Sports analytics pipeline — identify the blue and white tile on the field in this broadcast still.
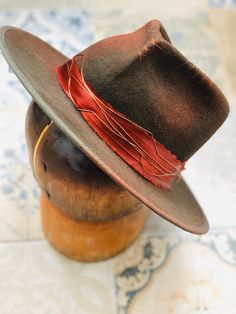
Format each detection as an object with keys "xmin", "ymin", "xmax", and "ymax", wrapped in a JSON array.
[
  {"xmin": 0, "ymin": 9, "xmax": 94, "ymax": 242},
  {"xmin": 0, "ymin": 1, "xmax": 235, "ymax": 313},
  {"xmin": 115, "ymin": 229, "xmax": 236, "ymax": 313}
]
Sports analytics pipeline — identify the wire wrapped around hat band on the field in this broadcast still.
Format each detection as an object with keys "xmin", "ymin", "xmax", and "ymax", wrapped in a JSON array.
[{"xmin": 56, "ymin": 54, "xmax": 185, "ymax": 190}]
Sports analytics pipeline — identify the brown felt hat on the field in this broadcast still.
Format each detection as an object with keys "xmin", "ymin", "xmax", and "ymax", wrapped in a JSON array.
[{"xmin": 0, "ymin": 20, "xmax": 229, "ymax": 234}]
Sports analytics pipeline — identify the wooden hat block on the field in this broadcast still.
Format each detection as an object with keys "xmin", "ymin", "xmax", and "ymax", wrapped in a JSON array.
[{"xmin": 25, "ymin": 101, "xmax": 149, "ymax": 262}]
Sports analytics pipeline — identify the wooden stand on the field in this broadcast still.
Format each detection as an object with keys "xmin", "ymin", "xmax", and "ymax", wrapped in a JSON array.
[
  {"xmin": 40, "ymin": 192, "xmax": 148, "ymax": 262},
  {"xmin": 25, "ymin": 101, "xmax": 148, "ymax": 262}
]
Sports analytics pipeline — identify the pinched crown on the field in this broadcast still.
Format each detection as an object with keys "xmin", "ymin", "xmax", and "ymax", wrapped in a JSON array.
[{"xmin": 76, "ymin": 20, "xmax": 229, "ymax": 161}]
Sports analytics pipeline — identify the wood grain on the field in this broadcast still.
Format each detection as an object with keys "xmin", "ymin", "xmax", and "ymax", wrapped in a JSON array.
[
  {"xmin": 26, "ymin": 101, "xmax": 148, "ymax": 261},
  {"xmin": 41, "ymin": 192, "xmax": 148, "ymax": 262}
]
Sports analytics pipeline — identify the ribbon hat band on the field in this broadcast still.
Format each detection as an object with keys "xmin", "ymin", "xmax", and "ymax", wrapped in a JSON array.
[{"xmin": 56, "ymin": 54, "xmax": 185, "ymax": 190}]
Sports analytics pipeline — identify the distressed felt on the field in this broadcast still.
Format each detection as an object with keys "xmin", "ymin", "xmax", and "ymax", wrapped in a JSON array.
[{"xmin": 0, "ymin": 20, "xmax": 229, "ymax": 234}]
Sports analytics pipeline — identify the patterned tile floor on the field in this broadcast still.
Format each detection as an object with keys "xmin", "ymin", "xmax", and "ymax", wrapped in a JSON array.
[
  {"xmin": 0, "ymin": 9, "xmax": 94, "ymax": 242},
  {"xmin": 115, "ymin": 229, "xmax": 236, "ymax": 314},
  {"xmin": 0, "ymin": 1, "xmax": 236, "ymax": 313}
]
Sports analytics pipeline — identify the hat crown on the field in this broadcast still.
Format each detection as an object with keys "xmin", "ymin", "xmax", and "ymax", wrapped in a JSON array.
[{"xmin": 77, "ymin": 20, "xmax": 229, "ymax": 161}]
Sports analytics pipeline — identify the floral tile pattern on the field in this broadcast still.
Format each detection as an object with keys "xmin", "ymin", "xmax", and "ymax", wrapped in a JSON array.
[
  {"xmin": 115, "ymin": 229, "xmax": 236, "ymax": 314},
  {"xmin": 1, "ymin": 229, "xmax": 236, "ymax": 313},
  {"xmin": 0, "ymin": 2, "xmax": 236, "ymax": 314},
  {"xmin": 0, "ymin": 9, "xmax": 94, "ymax": 242}
]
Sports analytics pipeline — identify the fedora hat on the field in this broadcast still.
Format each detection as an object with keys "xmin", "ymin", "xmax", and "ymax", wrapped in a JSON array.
[{"xmin": 0, "ymin": 20, "xmax": 229, "ymax": 235}]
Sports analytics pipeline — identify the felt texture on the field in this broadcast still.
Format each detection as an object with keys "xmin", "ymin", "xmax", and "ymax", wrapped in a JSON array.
[
  {"xmin": 56, "ymin": 56, "xmax": 185, "ymax": 190},
  {"xmin": 77, "ymin": 20, "xmax": 229, "ymax": 161},
  {"xmin": 0, "ymin": 19, "xmax": 229, "ymax": 234}
]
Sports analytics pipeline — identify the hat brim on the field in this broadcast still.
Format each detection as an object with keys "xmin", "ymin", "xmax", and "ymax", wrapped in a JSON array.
[{"xmin": 0, "ymin": 26, "xmax": 209, "ymax": 234}]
